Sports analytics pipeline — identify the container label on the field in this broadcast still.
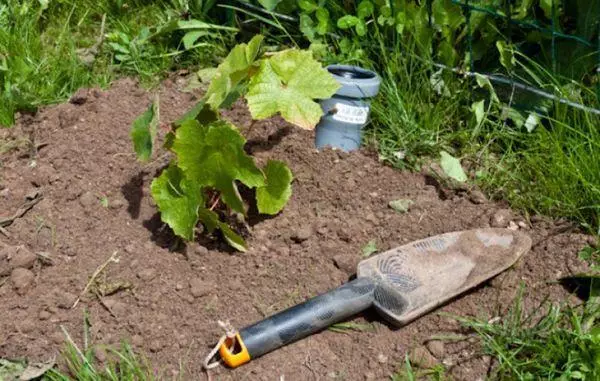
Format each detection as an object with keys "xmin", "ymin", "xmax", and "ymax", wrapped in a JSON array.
[{"xmin": 332, "ymin": 103, "xmax": 369, "ymax": 124}]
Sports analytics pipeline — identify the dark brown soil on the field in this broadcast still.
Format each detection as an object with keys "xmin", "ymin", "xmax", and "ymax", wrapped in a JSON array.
[{"xmin": 0, "ymin": 77, "xmax": 592, "ymax": 380}]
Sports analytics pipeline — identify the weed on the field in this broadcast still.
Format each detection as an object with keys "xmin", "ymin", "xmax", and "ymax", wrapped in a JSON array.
[
  {"xmin": 391, "ymin": 356, "xmax": 448, "ymax": 381},
  {"xmin": 455, "ymin": 286, "xmax": 600, "ymax": 380},
  {"xmin": 361, "ymin": 240, "xmax": 378, "ymax": 258},
  {"xmin": 579, "ymin": 246, "xmax": 600, "ymax": 269},
  {"xmin": 0, "ymin": 0, "xmax": 231, "ymax": 127},
  {"xmin": 329, "ymin": 321, "xmax": 375, "ymax": 334},
  {"xmin": 43, "ymin": 340, "xmax": 158, "ymax": 381}
]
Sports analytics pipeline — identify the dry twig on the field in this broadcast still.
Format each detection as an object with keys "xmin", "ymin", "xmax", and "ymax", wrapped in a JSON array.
[{"xmin": 71, "ymin": 250, "xmax": 120, "ymax": 308}]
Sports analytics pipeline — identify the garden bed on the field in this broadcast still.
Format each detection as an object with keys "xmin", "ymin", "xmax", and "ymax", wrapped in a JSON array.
[{"xmin": 0, "ymin": 77, "xmax": 592, "ymax": 380}]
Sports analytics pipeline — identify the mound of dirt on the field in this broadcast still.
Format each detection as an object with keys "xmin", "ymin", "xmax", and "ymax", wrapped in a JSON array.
[{"xmin": 0, "ymin": 78, "xmax": 592, "ymax": 380}]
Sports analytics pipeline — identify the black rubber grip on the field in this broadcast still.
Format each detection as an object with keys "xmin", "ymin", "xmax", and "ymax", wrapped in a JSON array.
[{"xmin": 239, "ymin": 277, "xmax": 376, "ymax": 359}]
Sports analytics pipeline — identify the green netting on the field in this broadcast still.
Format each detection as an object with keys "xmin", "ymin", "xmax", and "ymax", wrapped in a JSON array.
[{"xmin": 447, "ymin": 0, "xmax": 599, "ymax": 104}]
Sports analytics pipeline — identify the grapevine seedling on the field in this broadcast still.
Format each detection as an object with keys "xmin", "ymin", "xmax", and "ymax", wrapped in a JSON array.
[{"xmin": 131, "ymin": 35, "xmax": 339, "ymax": 251}]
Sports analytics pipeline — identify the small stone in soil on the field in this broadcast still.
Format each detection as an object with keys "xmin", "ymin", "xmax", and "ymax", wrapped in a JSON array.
[
  {"xmin": 109, "ymin": 197, "xmax": 126, "ymax": 209},
  {"xmin": 365, "ymin": 213, "xmax": 378, "ymax": 224},
  {"xmin": 194, "ymin": 245, "xmax": 208, "ymax": 255},
  {"xmin": 51, "ymin": 332, "xmax": 64, "ymax": 345},
  {"xmin": 69, "ymin": 89, "xmax": 88, "ymax": 105},
  {"xmin": 131, "ymin": 335, "xmax": 144, "ymax": 347},
  {"xmin": 103, "ymin": 299, "xmax": 127, "ymax": 316},
  {"xmin": 469, "ymin": 190, "xmax": 487, "ymax": 204},
  {"xmin": 79, "ymin": 191, "xmax": 97, "ymax": 208},
  {"xmin": 408, "ymin": 346, "xmax": 439, "ymax": 369},
  {"xmin": 56, "ymin": 291, "xmax": 77, "ymax": 309},
  {"xmin": 508, "ymin": 220, "xmax": 519, "ymax": 230},
  {"xmin": 39, "ymin": 310, "xmax": 51, "ymax": 320},
  {"xmin": 377, "ymin": 353, "xmax": 388, "ymax": 364},
  {"xmin": 189, "ymin": 279, "xmax": 213, "ymax": 298},
  {"xmin": 11, "ymin": 268, "xmax": 35, "ymax": 295},
  {"xmin": 336, "ymin": 227, "xmax": 351, "ymax": 242},
  {"xmin": 149, "ymin": 340, "xmax": 162, "ymax": 353},
  {"xmin": 426, "ymin": 340, "xmax": 445, "ymax": 358},
  {"xmin": 1, "ymin": 246, "xmax": 36, "ymax": 276},
  {"xmin": 94, "ymin": 347, "xmax": 107, "ymax": 363},
  {"xmin": 291, "ymin": 227, "xmax": 312, "ymax": 243},
  {"xmin": 137, "ymin": 268, "xmax": 156, "ymax": 281},
  {"xmin": 332, "ymin": 254, "xmax": 357, "ymax": 275},
  {"xmin": 490, "ymin": 209, "xmax": 513, "ymax": 228}
]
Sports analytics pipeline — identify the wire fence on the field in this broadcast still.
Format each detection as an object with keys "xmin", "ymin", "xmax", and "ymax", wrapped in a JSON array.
[
  {"xmin": 447, "ymin": 0, "xmax": 600, "ymax": 108},
  {"xmin": 230, "ymin": 0, "xmax": 600, "ymax": 114}
]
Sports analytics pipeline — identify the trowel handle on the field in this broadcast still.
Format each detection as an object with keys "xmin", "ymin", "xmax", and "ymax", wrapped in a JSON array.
[{"xmin": 219, "ymin": 277, "xmax": 376, "ymax": 367}]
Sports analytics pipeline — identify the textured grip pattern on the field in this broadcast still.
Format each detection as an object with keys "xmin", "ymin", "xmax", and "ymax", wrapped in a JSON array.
[{"xmin": 239, "ymin": 277, "xmax": 376, "ymax": 359}]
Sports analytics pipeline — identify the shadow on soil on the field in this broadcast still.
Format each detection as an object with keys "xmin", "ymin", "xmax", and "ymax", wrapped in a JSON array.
[
  {"xmin": 246, "ymin": 126, "xmax": 293, "ymax": 154},
  {"xmin": 121, "ymin": 170, "xmax": 146, "ymax": 219}
]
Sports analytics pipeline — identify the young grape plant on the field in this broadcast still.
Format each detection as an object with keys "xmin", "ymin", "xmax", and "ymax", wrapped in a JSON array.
[{"xmin": 130, "ymin": 35, "xmax": 340, "ymax": 251}]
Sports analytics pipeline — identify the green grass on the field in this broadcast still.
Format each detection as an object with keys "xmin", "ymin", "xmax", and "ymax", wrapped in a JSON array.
[
  {"xmin": 44, "ymin": 341, "xmax": 159, "ymax": 381},
  {"xmin": 355, "ymin": 25, "xmax": 600, "ymax": 235},
  {"xmin": 455, "ymin": 286, "xmax": 600, "ymax": 380},
  {"xmin": 0, "ymin": 0, "xmax": 232, "ymax": 127}
]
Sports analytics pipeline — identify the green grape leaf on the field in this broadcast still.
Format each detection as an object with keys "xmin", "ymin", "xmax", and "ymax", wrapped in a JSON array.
[
  {"xmin": 172, "ymin": 120, "xmax": 265, "ymax": 214},
  {"xmin": 197, "ymin": 208, "xmax": 247, "ymax": 251},
  {"xmin": 257, "ymin": 0, "xmax": 283, "ymax": 11},
  {"xmin": 205, "ymin": 35, "xmax": 264, "ymax": 109},
  {"xmin": 218, "ymin": 220, "xmax": 248, "ymax": 252},
  {"xmin": 357, "ymin": 1, "xmax": 374, "ymax": 19},
  {"xmin": 246, "ymin": 49, "xmax": 340, "ymax": 129},
  {"xmin": 298, "ymin": 0, "xmax": 318, "ymax": 12},
  {"xmin": 337, "ymin": 15, "xmax": 359, "ymax": 29},
  {"xmin": 131, "ymin": 96, "xmax": 159, "ymax": 162},
  {"xmin": 151, "ymin": 165, "xmax": 203, "ymax": 241},
  {"xmin": 173, "ymin": 99, "xmax": 218, "ymax": 127},
  {"xmin": 256, "ymin": 160, "xmax": 293, "ymax": 215},
  {"xmin": 440, "ymin": 151, "xmax": 467, "ymax": 183},
  {"xmin": 315, "ymin": 8, "xmax": 330, "ymax": 35}
]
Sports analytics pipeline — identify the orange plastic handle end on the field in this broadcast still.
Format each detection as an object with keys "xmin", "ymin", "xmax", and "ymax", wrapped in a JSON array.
[{"xmin": 219, "ymin": 333, "xmax": 251, "ymax": 368}]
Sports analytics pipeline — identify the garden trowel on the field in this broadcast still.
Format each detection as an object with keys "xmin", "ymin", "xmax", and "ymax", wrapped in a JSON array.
[{"xmin": 218, "ymin": 228, "xmax": 531, "ymax": 367}]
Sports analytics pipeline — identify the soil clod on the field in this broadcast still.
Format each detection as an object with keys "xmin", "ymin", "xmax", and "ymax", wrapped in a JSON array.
[
  {"xmin": 408, "ymin": 345, "xmax": 440, "ymax": 369},
  {"xmin": 425, "ymin": 340, "xmax": 445, "ymax": 358},
  {"xmin": 137, "ymin": 268, "xmax": 156, "ymax": 281},
  {"xmin": 11, "ymin": 268, "xmax": 35, "ymax": 295},
  {"xmin": 291, "ymin": 227, "xmax": 312, "ymax": 243},
  {"xmin": 490, "ymin": 209, "xmax": 513, "ymax": 228},
  {"xmin": 79, "ymin": 191, "xmax": 97, "ymax": 208},
  {"xmin": 189, "ymin": 279, "xmax": 213, "ymax": 298}
]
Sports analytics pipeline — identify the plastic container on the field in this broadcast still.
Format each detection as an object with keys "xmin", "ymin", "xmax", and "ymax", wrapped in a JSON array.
[{"xmin": 315, "ymin": 65, "xmax": 381, "ymax": 152}]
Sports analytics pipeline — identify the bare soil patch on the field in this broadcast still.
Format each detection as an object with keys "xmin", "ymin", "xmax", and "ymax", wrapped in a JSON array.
[{"xmin": 0, "ymin": 78, "xmax": 592, "ymax": 380}]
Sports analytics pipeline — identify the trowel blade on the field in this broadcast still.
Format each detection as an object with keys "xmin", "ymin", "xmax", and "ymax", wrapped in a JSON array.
[{"xmin": 357, "ymin": 228, "xmax": 532, "ymax": 325}]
